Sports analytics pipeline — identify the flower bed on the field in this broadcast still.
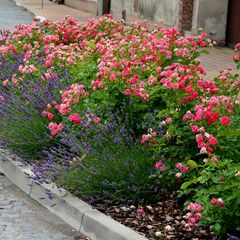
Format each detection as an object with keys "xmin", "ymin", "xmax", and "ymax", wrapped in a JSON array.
[{"xmin": 0, "ymin": 15, "xmax": 239, "ymax": 239}]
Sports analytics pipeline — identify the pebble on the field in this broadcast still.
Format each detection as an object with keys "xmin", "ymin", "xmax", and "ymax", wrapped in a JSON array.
[
  {"xmin": 147, "ymin": 225, "xmax": 153, "ymax": 229},
  {"xmin": 174, "ymin": 220, "xmax": 180, "ymax": 225},
  {"xmin": 166, "ymin": 216, "xmax": 174, "ymax": 222},
  {"xmin": 120, "ymin": 206, "xmax": 128, "ymax": 211},
  {"xmin": 155, "ymin": 231, "xmax": 163, "ymax": 237},
  {"xmin": 164, "ymin": 225, "xmax": 173, "ymax": 232}
]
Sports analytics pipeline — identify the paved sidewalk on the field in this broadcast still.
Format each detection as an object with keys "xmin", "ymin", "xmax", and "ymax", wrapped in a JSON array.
[
  {"xmin": 0, "ymin": 174, "xmax": 87, "ymax": 240},
  {"xmin": 200, "ymin": 47, "xmax": 237, "ymax": 80},
  {"xmin": 15, "ymin": 0, "xmax": 95, "ymax": 22}
]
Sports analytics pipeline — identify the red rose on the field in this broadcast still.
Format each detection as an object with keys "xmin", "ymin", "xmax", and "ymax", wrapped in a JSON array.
[{"xmin": 221, "ymin": 116, "xmax": 230, "ymax": 126}]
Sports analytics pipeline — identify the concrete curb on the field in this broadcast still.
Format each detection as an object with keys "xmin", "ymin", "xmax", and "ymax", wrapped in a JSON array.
[
  {"xmin": 15, "ymin": 1, "xmax": 46, "ymax": 21},
  {"xmin": 0, "ymin": 149, "xmax": 148, "ymax": 240}
]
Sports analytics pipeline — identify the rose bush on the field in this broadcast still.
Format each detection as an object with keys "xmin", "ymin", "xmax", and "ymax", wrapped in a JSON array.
[{"xmin": 0, "ymin": 15, "xmax": 239, "ymax": 238}]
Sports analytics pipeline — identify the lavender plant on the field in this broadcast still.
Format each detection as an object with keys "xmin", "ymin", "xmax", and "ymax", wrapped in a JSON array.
[
  {"xmin": 0, "ymin": 54, "xmax": 71, "ymax": 158},
  {"xmin": 52, "ymin": 113, "xmax": 160, "ymax": 204}
]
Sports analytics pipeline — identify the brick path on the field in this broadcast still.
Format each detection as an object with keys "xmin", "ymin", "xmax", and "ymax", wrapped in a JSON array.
[{"xmin": 0, "ymin": 174, "xmax": 86, "ymax": 240}]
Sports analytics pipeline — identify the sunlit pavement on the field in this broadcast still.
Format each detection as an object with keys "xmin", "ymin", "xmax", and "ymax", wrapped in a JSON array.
[
  {"xmin": 0, "ymin": 0, "xmax": 33, "ymax": 31},
  {"xmin": 200, "ymin": 47, "xmax": 236, "ymax": 80}
]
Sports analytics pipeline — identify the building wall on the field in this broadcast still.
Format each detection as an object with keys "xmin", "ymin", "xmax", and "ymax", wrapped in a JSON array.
[
  {"xmin": 111, "ymin": 0, "xmax": 181, "ymax": 28},
  {"xmin": 111, "ymin": 0, "xmax": 229, "ymax": 43},
  {"xmin": 65, "ymin": 0, "xmax": 97, "ymax": 14},
  {"xmin": 192, "ymin": 0, "xmax": 229, "ymax": 43}
]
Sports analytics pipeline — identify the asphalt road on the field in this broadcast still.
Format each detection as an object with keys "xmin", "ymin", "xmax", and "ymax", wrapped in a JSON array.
[{"xmin": 0, "ymin": 0, "xmax": 33, "ymax": 31}]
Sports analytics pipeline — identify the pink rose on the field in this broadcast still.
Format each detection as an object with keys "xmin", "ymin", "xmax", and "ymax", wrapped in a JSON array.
[
  {"xmin": 175, "ymin": 172, "xmax": 182, "ymax": 179},
  {"xmin": 195, "ymin": 203, "xmax": 203, "ymax": 212},
  {"xmin": 187, "ymin": 203, "xmax": 202, "ymax": 212},
  {"xmin": 2, "ymin": 79, "xmax": 9, "ymax": 86},
  {"xmin": 166, "ymin": 117, "xmax": 172, "ymax": 124},
  {"xmin": 45, "ymin": 60, "xmax": 52, "ymax": 68},
  {"xmin": 42, "ymin": 110, "xmax": 48, "ymax": 118},
  {"xmin": 155, "ymin": 161, "xmax": 163, "ymax": 169},
  {"xmin": 110, "ymin": 73, "xmax": 115, "ymax": 81},
  {"xmin": 187, "ymin": 203, "xmax": 195, "ymax": 211},
  {"xmin": 155, "ymin": 162, "xmax": 166, "ymax": 171},
  {"xmin": 216, "ymin": 198, "xmax": 224, "ymax": 208},
  {"xmin": 191, "ymin": 125, "xmax": 199, "ymax": 134},
  {"xmin": 211, "ymin": 197, "xmax": 217, "ymax": 205},
  {"xmin": 47, "ymin": 113, "xmax": 54, "ymax": 121},
  {"xmin": 159, "ymin": 165, "xmax": 166, "ymax": 171},
  {"xmin": 180, "ymin": 165, "xmax": 189, "ymax": 173},
  {"xmin": 136, "ymin": 209, "xmax": 145, "ymax": 215},
  {"xmin": 208, "ymin": 135, "xmax": 218, "ymax": 145},
  {"xmin": 188, "ymin": 217, "xmax": 196, "ymax": 227},
  {"xmin": 124, "ymin": 89, "xmax": 132, "ymax": 96},
  {"xmin": 48, "ymin": 122, "xmax": 64, "ymax": 137},
  {"xmin": 57, "ymin": 123, "xmax": 64, "ymax": 131},
  {"xmin": 141, "ymin": 134, "xmax": 151, "ymax": 143},
  {"xmin": 196, "ymin": 134, "xmax": 203, "ymax": 143},
  {"xmin": 93, "ymin": 117, "xmax": 101, "ymax": 123},
  {"xmin": 193, "ymin": 213, "xmax": 201, "ymax": 221},
  {"xmin": 69, "ymin": 113, "xmax": 81, "ymax": 125},
  {"xmin": 200, "ymin": 147, "xmax": 207, "ymax": 154},
  {"xmin": 175, "ymin": 163, "xmax": 182, "ymax": 169}
]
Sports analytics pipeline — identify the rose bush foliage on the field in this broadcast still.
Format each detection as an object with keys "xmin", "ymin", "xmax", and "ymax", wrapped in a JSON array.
[{"xmin": 0, "ymin": 15, "xmax": 239, "ymax": 237}]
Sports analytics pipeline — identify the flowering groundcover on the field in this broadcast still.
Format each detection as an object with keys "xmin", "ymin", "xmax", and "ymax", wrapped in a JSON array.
[{"xmin": 0, "ymin": 16, "xmax": 239, "ymax": 239}]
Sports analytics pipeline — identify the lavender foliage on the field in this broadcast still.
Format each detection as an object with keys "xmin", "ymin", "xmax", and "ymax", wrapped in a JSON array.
[
  {"xmin": 41, "ymin": 112, "xmax": 160, "ymax": 204},
  {"xmin": 0, "ymin": 53, "xmax": 72, "ymax": 158}
]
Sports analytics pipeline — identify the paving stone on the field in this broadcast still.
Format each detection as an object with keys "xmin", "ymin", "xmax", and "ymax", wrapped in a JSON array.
[
  {"xmin": 0, "ymin": 204, "xmax": 13, "ymax": 209},
  {"xmin": 1, "ymin": 216, "xmax": 16, "ymax": 223},
  {"xmin": 0, "ymin": 194, "xmax": 5, "ymax": 200},
  {"xmin": 200, "ymin": 47, "xmax": 236, "ymax": 80},
  {"xmin": 1, "ymin": 222, "xmax": 14, "ymax": 227},
  {"xmin": 13, "ymin": 201, "xmax": 24, "ymax": 206},
  {"xmin": 0, "ymin": 176, "xmax": 79, "ymax": 239},
  {"xmin": 1, "ymin": 200, "xmax": 11, "ymax": 205}
]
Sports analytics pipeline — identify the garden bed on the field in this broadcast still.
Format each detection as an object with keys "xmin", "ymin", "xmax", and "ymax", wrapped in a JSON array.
[
  {"xmin": 0, "ymin": 148, "xmax": 215, "ymax": 240},
  {"xmin": 0, "ymin": 15, "xmax": 240, "ymax": 240}
]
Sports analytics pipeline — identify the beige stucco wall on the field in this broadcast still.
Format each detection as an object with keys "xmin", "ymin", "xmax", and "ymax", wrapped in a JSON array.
[
  {"xmin": 192, "ymin": 0, "xmax": 229, "ymax": 43},
  {"xmin": 111, "ymin": 0, "xmax": 181, "ymax": 27},
  {"xmin": 65, "ymin": 0, "xmax": 97, "ymax": 14}
]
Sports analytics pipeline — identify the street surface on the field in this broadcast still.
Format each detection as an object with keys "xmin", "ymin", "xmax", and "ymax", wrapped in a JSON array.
[
  {"xmin": 0, "ymin": 174, "xmax": 80, "ymax": 239},
  {"xmin": 0, "ymin": 0, "xmax": 33, "ymax": 31}
]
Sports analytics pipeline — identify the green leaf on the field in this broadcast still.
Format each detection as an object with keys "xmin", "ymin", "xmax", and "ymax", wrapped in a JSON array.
[
  {"xmin": 149, "ymin": 174, "xmax": 157, "ymax": 179},
  {"xmin": 187, "ymin": 160, "xmax": 198, "ymax": 169},
  {"xmin": 181, "ymin": 181, "xmax": 192, "ymax": 190},
  {"xmin": 197, "ymin": 176, "xmax": 209, "ymax": 183},
  {"xmin": 213, "ymin": 223, "xmax": 222, "ymax": 235}
]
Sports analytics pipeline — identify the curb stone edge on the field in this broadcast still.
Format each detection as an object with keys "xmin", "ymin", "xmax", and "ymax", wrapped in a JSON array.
[{"xmin": 0, "ymin": 150, "xmax": 148, "ymax": 240}]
